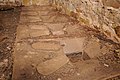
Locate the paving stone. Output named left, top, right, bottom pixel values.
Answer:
left=16, top=25, right=30, bottom=40
left=32, top=42, right=61, bottom=51
left=64, top=24, right=80, bottom=34
left=19, top=16, right=28, bottom=23
left=54, top=15, right=69, bottom=23
left=46, top=23, right=65, bottom=35
left=38, top=10, right=49, bottom=16
left=60, top=38, right=85, bottom=54
left=52, top=31, right=65, bottom=35
left=29, top=24, right=48, bottom=29
left=21, top=11, right=38, bottom=16
left=37, top=55, right=69, bottom=75
left=84, top=39, right=102, bottom=58
left=41, top=15, right=55, bottom=22
left=30, top=30, right=50, bottom=37
left=27, top=16, right=42, bottom=22
left=29, top=24, right=50, bottom=37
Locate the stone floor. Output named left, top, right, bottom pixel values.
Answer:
left=12, top=5, right=120, bottom=80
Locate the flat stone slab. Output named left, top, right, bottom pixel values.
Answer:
left=30, top=30, right=50, bottom=37
left=32, top=42, right=61, bottom=51
left=37, top=55, right=69, bottom=75
left=16, top=25, right=30, bottom=40
left=84, top=38, right=104, bottom=58
left=46, top=23, right=65, bottom=35
left=21, top=11, right=38, bottom=16
left=29, top=25, right=50, bottom=37
left=60, top=38, right=85, bottom=54
left=16, top=24, right=50, bottom=40
left=27, top=16, right=42, bottom=22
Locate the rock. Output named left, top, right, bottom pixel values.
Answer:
left=52, top=31, right=64, bottom=35
left=19, top=16, right=28, bottom=23
left=115, top=26, right=120, bottom=38
left=29, top=24, right=48, bottom=30
left=60, top=38, right=85, bottom=54
left=38, top=10, right=49, bottom=16
left=64, top=24, right=80, bottom=34
left=102, top=0, right=120, bottom=8
left=21, top=11, right=38, bottom=16
left=32, top=42, right=61, bottom=51
left=46, top=23, right=65, bottom=35
left=37, top=55, right=69, bottom=75
left=29, top=24, right=50, bottom=37
left=84, top=39, right=102, bottom=58
left=16, top=25, right=29, bottom=40
left=27, top=16, right=42, bottom=22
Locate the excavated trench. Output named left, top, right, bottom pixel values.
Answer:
left=0, top=0, right=120, bottom=80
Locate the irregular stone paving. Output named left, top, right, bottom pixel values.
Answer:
left=13, top=5, right=81, bottom=80
left=13, top=5, right=120, bottom=80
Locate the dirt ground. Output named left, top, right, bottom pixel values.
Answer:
left=0, top=6, right=120, bottom=80
left=0, top=8, right=20, bottom=80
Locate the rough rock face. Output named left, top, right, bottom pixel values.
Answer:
left=51, top=0, right=120, bottom=43
left=102, top=0, right=120, bottom=8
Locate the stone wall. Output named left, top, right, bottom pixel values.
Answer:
left=0, top=0, right=21, bottom=6
left=22, top=0, right=49, bottom=6
left=0, top=0, right=49, bottom=6
left=51, top=0, right=120, bottom=43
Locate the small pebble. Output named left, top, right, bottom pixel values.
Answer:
left=104, top=63, right=109, bottom=67
left=77, top=73, right=80, bottom=76
left=57, top=78, right=61, bottom=80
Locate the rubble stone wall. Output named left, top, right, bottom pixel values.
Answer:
left=51, top=0, right=120, bottom=43
left=0, top=0, right=21, bottom=6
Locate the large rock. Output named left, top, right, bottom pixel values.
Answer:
left=29, top=24, right=50, bottom=37
left=60, top=38, right=85, bottom=54
left=37, top=55, right=69, bottom=75
left=84, top=39, right=102, bottom=58
left=46, top=23, right=65, bottom=35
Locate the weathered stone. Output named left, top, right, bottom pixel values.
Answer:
left=27, top=16, right=42, bottom=22
left=115, top=26, right=120, bottom=38
left=38, top=10, right=49, bottom=16
left=64, top=24, right=81, bottom=34
left=102, top=0, right=120, bottom=8
left=21, top=11, right=38, bottom=16
left=41, top=15, right=54, bottom=22
left=46, top=23, right=65, bottom=35
left=32, top=42, right=61, bottom=51
left=29, top=24, right=50, bottom=37
left=35, top=0, right=49, bottom=5
left=19, top=16, right=28, bottom=23
left=16, top=25, right=29, bottom=40
left=60, top=38, right=85, bottom=54
left=37, top=55, right=69, bottom=75
left=29, top=30, right=50, bottom=37
left=29, top=24, right=48, bottom=30
left=84, top=39, right=102, bottom=58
